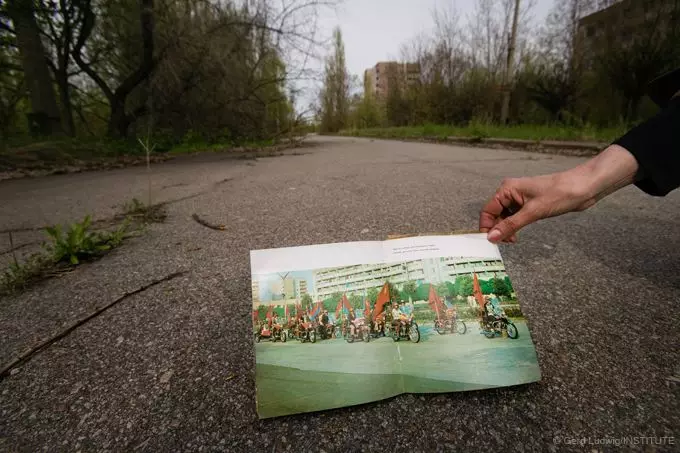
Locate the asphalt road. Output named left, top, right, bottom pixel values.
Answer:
left=0, top=136, right=678, bottom=452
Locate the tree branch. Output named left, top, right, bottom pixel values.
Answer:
left=71, top=0, right=114, bottom=101
left=113, top=0, right=155, bottom=100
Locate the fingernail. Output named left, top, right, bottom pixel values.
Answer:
left=487, top=230, right=501, bottom=242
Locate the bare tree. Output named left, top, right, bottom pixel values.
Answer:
left=319, top=27, right=348, bottom=132
left=528, top=0, right=590, bottom=120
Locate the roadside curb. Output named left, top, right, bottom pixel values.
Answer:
left=0, top=140, right=308, bottom=182
left=339, top=134, right=608, bottom=157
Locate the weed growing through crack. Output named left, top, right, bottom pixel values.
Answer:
left=44, top=215, right=129, bottom=265
left=1, top=216, right=132, bottom=296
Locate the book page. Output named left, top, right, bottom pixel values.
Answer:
left=250, top=235, right=541, bottom=419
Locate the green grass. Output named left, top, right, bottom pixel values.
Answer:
left=0, top=138, right=142, bottom=171
left=337, top=123, right=627, bottom=143
left=0, top=137, right=284, bottom=172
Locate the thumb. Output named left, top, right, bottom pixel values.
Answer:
left=487, top=207, right=536, bottom=243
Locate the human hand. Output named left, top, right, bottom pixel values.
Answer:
left=479, top=145, right=639, bottom=243
left=479, top=173, right=595, bottom=243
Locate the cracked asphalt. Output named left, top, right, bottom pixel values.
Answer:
left=0, top=136, right=678, bottom=452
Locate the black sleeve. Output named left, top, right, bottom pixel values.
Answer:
left=613, top=97, right=680, bottom=196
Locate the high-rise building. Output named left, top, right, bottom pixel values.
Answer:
left=313, top=258, right=506, bottom=300
left=294, top=279, right=308, bottom=298
left=364, top=61, right=421, bottom=99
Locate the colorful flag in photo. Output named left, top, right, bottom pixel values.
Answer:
left=473, top=273, right=485, bottom=308
left=310, top=301, right=322, bottom=320
left=340, top=294, right=354, bottom=318
left=428, top=285, right=445, bottom=321
left=285, top=304, right=289, bottom=319
left=265, top=305, right=274, bottom=320
left=372, top=282, right=390, bottom=319
left=335, top=297, right=344, bottom=318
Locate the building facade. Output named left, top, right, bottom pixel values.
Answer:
left=578, top=0, right=677, bottom=62
left=313, top=258, right=506, bottom=300
left=294, top=279, right=308, bottom=298
left=364, top=61, right=421, bottom=99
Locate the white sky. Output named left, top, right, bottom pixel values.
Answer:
left=298, top=0, right=555, bottom=109
left=318, top=0, right=554, bottom=74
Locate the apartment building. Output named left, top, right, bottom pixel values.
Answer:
left=578, top=0, right=677, bottom=58
left=364, top=61, right=421, bottom=99
left=313, top=258, right=506, bottom=300
left=294, top=279, right=308, bottom=298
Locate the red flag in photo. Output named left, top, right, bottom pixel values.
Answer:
left=335, top=297, right=344, bottom=318
left=473, top=273, right=486, bottom=308
left=340, top=294, right=354, bottom=317
left=364, top=298, right=371, bottom=318
left=310, top=301, right=322, bottom=320
left=428, top=285, right=445, bottom=321
left=372, top=282, right=390, bottom=319
left=265, top=305, right=274, bottom=327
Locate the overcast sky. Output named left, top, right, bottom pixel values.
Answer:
left=315, top=0, right=554, bottom=77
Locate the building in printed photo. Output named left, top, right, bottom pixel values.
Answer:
left=364, top=61, right=421, bottom=100
left=313, top=258, right=506, bottom=300
left=251, top=280, right=260, bottom=304
left=294, top=279, right=308, bottom=298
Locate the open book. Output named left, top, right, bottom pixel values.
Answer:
left=250, top=233, right=541, bottom=419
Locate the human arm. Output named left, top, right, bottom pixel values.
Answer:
left=480, top=98, right=680, bottom=243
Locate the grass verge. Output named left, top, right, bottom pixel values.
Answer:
left=336, top=123, right=626, bottom=143
left=0, top=136, right=302, bottom=175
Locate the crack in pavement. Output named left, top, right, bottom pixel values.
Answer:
left=0, top=271, right=187, bottom=380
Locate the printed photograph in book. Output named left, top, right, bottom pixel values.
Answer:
left=250, top=235, right=541, bottom=419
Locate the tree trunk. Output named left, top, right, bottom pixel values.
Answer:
left=108, top=100, right=131, bottom=138
left=7, top=0, right=64, bottom=137
left=500, top=0, right=521, bottom=125
left=57, top=71, right=75, bottom=136
left=56, top=0, right=75, bottom=136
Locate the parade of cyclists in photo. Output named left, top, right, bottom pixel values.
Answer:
left=253, top=274, right=522, bottom=345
